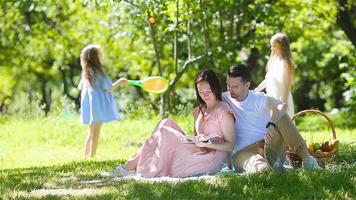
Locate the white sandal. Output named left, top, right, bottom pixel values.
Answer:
left=101, top=165, right=135, bottom=178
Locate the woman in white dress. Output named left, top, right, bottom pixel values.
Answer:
left=255, top=33, right=295, bottom=118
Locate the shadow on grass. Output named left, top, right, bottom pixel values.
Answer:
left=1, top=143, right=355, bottom=199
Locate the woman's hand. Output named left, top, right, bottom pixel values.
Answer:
left=194, top=134, right=212, bottom=147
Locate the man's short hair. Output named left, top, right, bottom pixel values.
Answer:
left=227, top=63, right=251, bottom=83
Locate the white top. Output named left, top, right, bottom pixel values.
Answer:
left=265, top=58, right=294, bottom=117
left=222, top=91, right=271, bottom=154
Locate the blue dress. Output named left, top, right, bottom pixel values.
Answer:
left=78, top=73, right=120, bottom=124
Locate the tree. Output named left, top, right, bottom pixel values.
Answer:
left=336, top=0, right=356, bottom=47
left=1, top=0, right=355, bottom=117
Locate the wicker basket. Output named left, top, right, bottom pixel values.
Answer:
left=287, top=109, right=338, bottom=166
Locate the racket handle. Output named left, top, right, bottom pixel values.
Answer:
left=127, top=80, right=143, bottom=87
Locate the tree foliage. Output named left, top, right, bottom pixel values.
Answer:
left=0, top=0, right=355, bottom=117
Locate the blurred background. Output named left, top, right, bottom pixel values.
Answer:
left=0, top=0, right=355, bottom=121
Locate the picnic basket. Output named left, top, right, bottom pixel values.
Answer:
left=286, top=109, right=338, bottom=166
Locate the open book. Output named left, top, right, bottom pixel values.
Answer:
left=185, top=135, right=195, bottom=142
left=184, top=134, right=222, bottom=143
left=198, top=134, right=222, bottom=143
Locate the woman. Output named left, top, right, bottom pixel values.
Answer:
left=103, top=70, right=236, bottom=178
left=255, top=33, right=295, bottom=117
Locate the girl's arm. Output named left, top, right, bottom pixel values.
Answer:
left=194, top=111, right=235, bottom=151
left=106, top=77, right=128, bottom=93
left=254, top=79, right=267, bottom=92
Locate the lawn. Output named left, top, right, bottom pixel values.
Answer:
left=0, top=113, right=355, bottom=199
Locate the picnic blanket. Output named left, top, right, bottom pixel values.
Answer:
left=113, top=171, right=239, bottom=182
left=111, top=165, right=241, bottom=183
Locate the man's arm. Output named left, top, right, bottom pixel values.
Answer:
left=265, top=96, right=288, bottom=122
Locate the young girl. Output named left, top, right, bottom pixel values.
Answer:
left=78, top=44, right=127, bottom=158
left=255, top=33, right=295, bottom=117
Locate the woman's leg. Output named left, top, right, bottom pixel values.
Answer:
left=123, top=150, right=142, bottom=171
left=160, top=118, right=185, bottom=134
left=121, top=120, right=166, bottom=171
left=84, top=123, right=102, bottom=158
left=124, top=118, right=182, bottom=170
left=123, top=118, right=184, bottom=173
left=122, top=119, right=167, bottom=171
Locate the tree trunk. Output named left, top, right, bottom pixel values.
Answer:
left=199, top=0, right=215, bottom=67
left=0, top=96, right=10, bottom=113
left=40, top=78, right=51, bottom=116
left=186, top=0, right=192, bottom=60
left=60, top=68, right=80, bottom=108
left=160, top=56, right=205, bottom=117
left=174, top=0, right=179, bottom=74
left=247, top=47, right=262, bottom=88
left=336, top=0, right=356, bottom=47
left=148, top=12, right=163, bottom=75
left=228, top=12, right=234, bottom=42
left=219, top=11, right=225, bottom=44
left=147, top=9, right=165, bottom=117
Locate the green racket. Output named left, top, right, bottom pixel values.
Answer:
left=128, top=76, right=169, bottom=93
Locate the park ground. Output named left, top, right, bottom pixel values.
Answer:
left=0, top=113, right=355, bottom=199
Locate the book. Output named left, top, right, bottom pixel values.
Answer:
left=198, top=134, right=222, bottom=143
left=184, top=134, right=222, bottom=143
left=185, top=135, right=194, bottom=142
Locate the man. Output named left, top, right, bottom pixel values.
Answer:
left=222, top=64, right=320, bottom=173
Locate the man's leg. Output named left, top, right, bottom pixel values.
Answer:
left=232, top=143, right=268, bottom=174
left=271, top=114, right=320, bottom=169
left=264, top=118, right=287, bottom=172
left=275, top=114, right=307, bottom=158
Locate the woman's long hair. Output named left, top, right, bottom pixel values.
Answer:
left=195, top=69, right=222, bottom=111
left=266, top=33, right=294, bottom=75
left=80, top=44, right=105, bottom=89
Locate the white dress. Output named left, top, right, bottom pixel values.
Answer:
left=265, top=58, right=294, bottom=118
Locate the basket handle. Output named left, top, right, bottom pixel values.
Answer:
left=292, top=109, right=337, bottom=140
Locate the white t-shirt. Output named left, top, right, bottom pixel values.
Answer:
left=222, top=90, right=271, bottom=154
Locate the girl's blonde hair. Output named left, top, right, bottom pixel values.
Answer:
left=266, top=33, right=294, bottom=73
left=80, top=44, right=105, bottom=88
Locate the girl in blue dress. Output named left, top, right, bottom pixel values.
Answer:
left=78, top=44, right=127, bottom=158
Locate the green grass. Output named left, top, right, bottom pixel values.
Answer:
left=0, top=114, right=355, bottom=199
left=0, top=114, right=174, bottom=169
